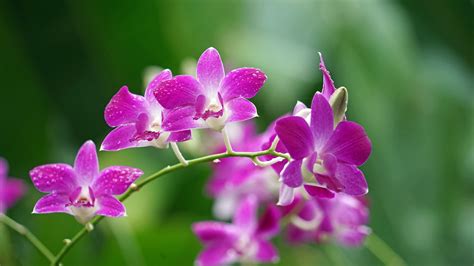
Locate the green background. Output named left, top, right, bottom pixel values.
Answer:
left=0, top=0, right=472, bottom=265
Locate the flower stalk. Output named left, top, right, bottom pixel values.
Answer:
left=170, top=142, right=188, bottom=166
left=0, top=213, right=55, bottom=262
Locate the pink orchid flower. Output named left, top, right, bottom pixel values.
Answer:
left=102, top=70, right=191, bottom=151
left=30, top=141, right=143, bottom=224
left=0, top=158, right=25, bottom=214
left=193, top=196, right=280, bottom=266
left=154, top=47, right=267, bottom=132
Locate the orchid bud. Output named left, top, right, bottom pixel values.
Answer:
left=329, top=86, right=348, bottom=126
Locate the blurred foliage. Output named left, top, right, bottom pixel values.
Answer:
left=0, top=0, right=472, bottom=265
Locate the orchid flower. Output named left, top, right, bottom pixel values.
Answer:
left=30, top=141, right=143, bottom=224
left=283, top=194, right=370, bottom=246
left=275, top=92, right=371, bottom=205
left=193, top=196, right=280, bottom=266
left=0, top=158, right=25, bottom=214
left=154, top=47, right=267, bottom=134
left=102, top=69, right=191, bottom=151
left=207, top=122, right=278, bottom=219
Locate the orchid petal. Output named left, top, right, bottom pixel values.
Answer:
left=293, top=101, right=308, bottom=115
left=310, top=92, right=333, bottom=149
left=234, top=195, right=258, bottom=232
left=192, top=222, right=238, bottom=244
left=93, top=166, right=143, bottom=196
left=336, top=226, right=371, bottom=246
left=162, top=106, right=206, bottom=131
left=167, top=130, right=192, bottom=142
left=323, top=121, right=372, bottom=166
left=74, top=141, right=99, bottom=184
left=96, top=195, right=126, bottom=217
left=335, top=163, right=368, bottom=195
left=322, top=153, right=338, bottom=177
left=277, top=184, right=295, bottom=206
left=256, top=205, right=281, bottom=238
left=155, top=75, right=202, bottom=109
left=4, top=179, right=26, bottom=207
left=220, top=68, right=266, bottom=101
left=33, top=193, right=70, bottom=214
left=104, top=86, right=147, bottom=127
left=275, top=116, right=314, bottom=160
left=281, top=159, right=304, bottom=188
left=101, top=125, right=137, bottom=151
left=304, top=184, right=335, bottom=198
left=195, top=244, right=237, bottom=266
left=196, top=47, right=225, bottom=92
left=319, top=53, right=336, bottom=99
left=255, top=240, right=279, bottom=263
left=30, top=164, right=77, bottom=193
left=225, top=97, right=258, bottom=124
left=145, top=69, right=172, bottom=102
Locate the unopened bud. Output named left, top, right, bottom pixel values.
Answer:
left=85, top=222, right=94, bottom=232
left=130, top=183, right=138, bottom=191
left=329, top=87, right=348, bottom=126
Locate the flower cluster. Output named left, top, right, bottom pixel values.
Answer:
left=2, top=47, right=372, bottom=265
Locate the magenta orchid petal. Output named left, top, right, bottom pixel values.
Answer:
left=281, top=159, right=304, bottom=188
left=162, top=106, right=206, bottom=131
left=154, top=75, right=203, bottom=109
left=322, top=153, right=338, bottom=177
left=255, top=240, right=279, bottom=263
left=220, top=67, right=267, bottom=101
left=196, top=47, right=225, bottom=91
left=195, top=94, right=207, bottom=116
left=277, top=183, right=295, bottom=206
left=323, top=121, right=372, bottom=166
left=335, top=163, right=368, bottom=195
left=74, top=140, right=100, bottom=184
left=337, top=226, right=371, bottom=246
left=233, top=195, right=258, bottom=232
left=304, top=184, right=335, bottom=198
left=319, top=53, right=336, bottom=99
left=167, top=130, right=192, bottom=142
left=95, top=195, right=126, bottom=217
left=4, top=179, right=26, bottom=207
left=275, top=116, right=314, bottom=160
left=310, top=92, right=334, bottom=149
left=145, top=69, right=172, bottom=102
left=135, top=113, right=150, bottom=133
left=30, top=164, right=77, bottom=193
left=256, top=205, right=281, bottom=238
left=92, top=166, right=143, bottom=196
left=104, top=86, right=147, bottom=127
left=101, top=124, right=137, bottom=151
left=33, top=193, right=71, bottom=214
left=225, top=97, right=258, bottom=123
left=192, top=222, right=238, bottom=244
left=195, top=244, right=237, bottom=266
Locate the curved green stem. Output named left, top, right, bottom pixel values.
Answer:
left=51, top=148, right=289, bottom=265
left=365, top=233, right=406, bottom=266
left=0, top=213, right=55, bottom=262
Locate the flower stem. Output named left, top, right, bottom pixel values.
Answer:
left=0, top=213, right=55, bottom=262
left=365, top=232, right=406, bottom=266
left=221, top=127, right=233, bottom=153
left=50, top=148, right=289, bottom=265
left=170, top=142, right=188, bottom=166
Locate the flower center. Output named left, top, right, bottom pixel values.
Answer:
left=67, top=186, right=95, bottom=208
left=67, top=186, right=98, bottom=224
